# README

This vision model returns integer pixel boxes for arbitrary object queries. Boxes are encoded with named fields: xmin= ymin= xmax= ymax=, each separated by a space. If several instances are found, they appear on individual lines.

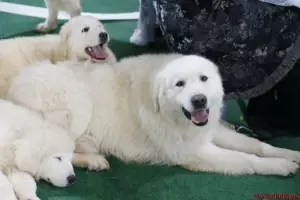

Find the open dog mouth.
xmin=182 ymin=107 xmax=209 ymax=126
xmin=85 ymin=44 xmax=108 ymax=60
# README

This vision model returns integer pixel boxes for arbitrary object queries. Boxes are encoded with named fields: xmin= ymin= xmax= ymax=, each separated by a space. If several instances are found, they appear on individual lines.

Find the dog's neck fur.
xmin=30 ymin=34 xmax=80 ymax=65
xmin=51 ymin=37 xmax=72 ymax=64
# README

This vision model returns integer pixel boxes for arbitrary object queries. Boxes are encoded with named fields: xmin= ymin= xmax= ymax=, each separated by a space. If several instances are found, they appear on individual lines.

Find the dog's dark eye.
xmin=200 ymin=75 xmax=208 ymax=82
xmin=82 ymin=27 xmax=90 ymax=32
xmin=175 ymin=80 xmax=185 ymax=87
xmin=46 ymin=178 xmax=51 ymax=182
xmin=55 ymin=157 xmax=62 ymax=161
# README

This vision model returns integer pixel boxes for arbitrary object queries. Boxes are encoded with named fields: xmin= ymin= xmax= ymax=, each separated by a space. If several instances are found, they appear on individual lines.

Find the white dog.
xmin=0 ymin=15 xmax=116 ymax=98
xmin=0 ymin=99 xmax=76 ymax=200
xmin=36 ymin=0 xmax=81 ymax=32
xmin=7 ymin=54 xmax=300 ymax=176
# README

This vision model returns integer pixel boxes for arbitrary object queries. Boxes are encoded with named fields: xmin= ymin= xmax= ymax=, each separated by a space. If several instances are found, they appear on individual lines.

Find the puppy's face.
xmin=60 ymin=15 xmax=111 ymax=62
xmin=14 ymin=127 xmax=76 ymax=188
xmin=39 ymin=152 xmax=75 ymax=187
xmin=154 ymin=55 xmax=224 ymax=126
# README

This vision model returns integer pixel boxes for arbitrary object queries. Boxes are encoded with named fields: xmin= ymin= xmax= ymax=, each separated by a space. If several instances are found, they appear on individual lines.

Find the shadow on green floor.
xmin=109 ymin=37 xmax=169 ymax=60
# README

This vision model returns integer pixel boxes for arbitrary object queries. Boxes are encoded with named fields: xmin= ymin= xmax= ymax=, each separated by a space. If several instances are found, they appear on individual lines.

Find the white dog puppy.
xmin=36 ymin=0 xmax=81 ymax=32
xmin=0 ymin=99 xmax=76 ymax=200
xmin=0 ymin=15 xmax=115 ymax=97
xmin=7 ymin=54 xmax=300 ymax=176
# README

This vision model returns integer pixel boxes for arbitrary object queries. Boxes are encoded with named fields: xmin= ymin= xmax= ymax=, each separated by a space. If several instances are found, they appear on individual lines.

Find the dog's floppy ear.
xmin=58 ymin=21 xmax=74 ymax=59
xmin=13 ymin=136 xmax=44 ymax=178
xmin=59 ymin=21 xmax=72 ymax=47
xmin=152 ymin=75 xmax=164 ymax=113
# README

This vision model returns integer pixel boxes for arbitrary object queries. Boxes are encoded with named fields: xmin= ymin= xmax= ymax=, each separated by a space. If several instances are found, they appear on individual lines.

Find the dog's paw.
xmin=35 ymin=22 xmax=57 ymax=32
xmin=264 ymin=144 xmax=300 ymax=164
xmin=276 ymin=159 xmax=299 ymax=176
xmin=87 ymin=155 xmax=110 ymax=171
xmin=284 ymin=151 xmax=300 ymax=164
xmin=75 ymin=154 xmax=110 ymax=171
xmin=18 ymin=195 xmax=40 ymax=200
xmin=14 ymin=189 xmax=40 ymax=200
xmin=257 ymin=158 xmax=299 ymax=176
xmin=22 ymin=197 xmax=40 ymax=200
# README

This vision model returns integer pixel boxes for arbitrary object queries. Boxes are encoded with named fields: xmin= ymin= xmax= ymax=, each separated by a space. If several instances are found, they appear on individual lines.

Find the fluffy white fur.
xmin=0 ymin=15 xmax=116 ymax=98
xmin=0 ymin=99 xmax=76 ymax=199
xmin=6 ymin=169 xmax=40 ymax=200
xmin=36 ymin=0 xmax=81 ymax=32
xmin=7 ymin=53 xmax=300 ymax=176
xmin=0 ymin=170 xmax=17 ymax=200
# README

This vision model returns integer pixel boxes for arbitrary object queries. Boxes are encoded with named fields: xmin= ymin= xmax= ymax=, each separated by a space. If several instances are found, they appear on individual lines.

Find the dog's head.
xmin=38 ymin=152 xmax=75 ymax=187
xmin=152 ymin=55 xmax=224 ymax=127
xmin=13 ymin=126 xmax=76 ymax=187
xmin=60 ymin=15 xmax=111 ymax=62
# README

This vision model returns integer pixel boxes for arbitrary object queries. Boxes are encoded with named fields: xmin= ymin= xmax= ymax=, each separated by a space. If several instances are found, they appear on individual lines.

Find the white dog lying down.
xmin=7 ymin=54 xmax=300 ymax=176
xmin=0 ymin=15 xmax=116 ymax=98
xmin=36 ymin=0 xmax=81 ymax=32
xmin=0 ymin=99 xmax=76 ymax=200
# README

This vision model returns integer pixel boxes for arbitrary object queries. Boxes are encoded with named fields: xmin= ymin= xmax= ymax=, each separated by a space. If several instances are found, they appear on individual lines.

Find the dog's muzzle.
xmin=182 ymin=107 xmax=209 ymax=126
xmin=182 ymin=94 xmax=209 ymax=126
xmin=85 ymin=44 xmax=108 ymax=60
xmin=84 ymin=32 xmax=109 ymax=60
xmin=99 ymin=32 xmax=108 ymax=45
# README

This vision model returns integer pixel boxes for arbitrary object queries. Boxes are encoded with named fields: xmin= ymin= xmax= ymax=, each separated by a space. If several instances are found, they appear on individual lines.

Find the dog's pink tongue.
xmin=92 ymin=45 xmax=108 ymax=59
xmin=191 ymin=110 xmax=208 ymax=123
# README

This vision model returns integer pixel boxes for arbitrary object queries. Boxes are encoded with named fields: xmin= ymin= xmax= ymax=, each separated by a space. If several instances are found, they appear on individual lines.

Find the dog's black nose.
xmin=67 ymin=175 xmax=76 ymax=185
xmin=191 ymin=94 xmax=207 ymax=109
xmin=99 ymin=32 xmax=108 ymax=44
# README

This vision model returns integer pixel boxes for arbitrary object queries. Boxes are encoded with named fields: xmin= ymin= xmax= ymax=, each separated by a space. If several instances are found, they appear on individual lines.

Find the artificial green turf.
xmin=1 ymin=1 xmax=300 ymax=199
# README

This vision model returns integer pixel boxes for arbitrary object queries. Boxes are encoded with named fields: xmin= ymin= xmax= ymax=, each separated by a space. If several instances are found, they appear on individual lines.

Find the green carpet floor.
xmin=1 ymin=0 xmax=300 ymax=199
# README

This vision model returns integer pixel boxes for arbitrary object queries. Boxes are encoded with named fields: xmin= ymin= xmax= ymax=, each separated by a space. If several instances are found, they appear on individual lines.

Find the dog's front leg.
xmin=0 ymin=170 xmax=17 ymax=200
xmin=64 ymin=0 xmax=82 ymax=17
xmin=73 ymin=153 xmax=110 ymax=171
xmin=183 ymin=143 xmax=299 ymax=176
xmin=213 ymin=123 xmax=300 ymax=163
xmin=35 ymin=0 xmax=58 ymax=32
xmin=72 ymin=135 xmax=110 ymax=171
xmin=7 ymin=168 xmax=40 ymax=200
